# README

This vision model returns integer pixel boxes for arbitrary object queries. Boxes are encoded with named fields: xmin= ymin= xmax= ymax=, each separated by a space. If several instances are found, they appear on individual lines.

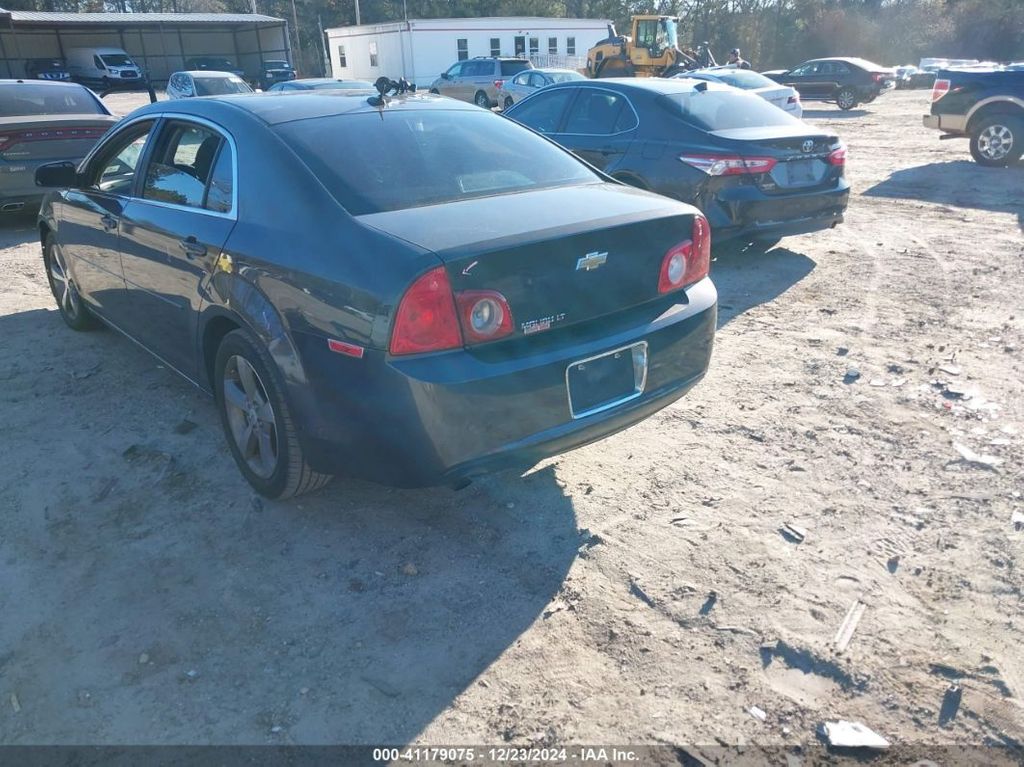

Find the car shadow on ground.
xmin=0 ymin=303 xmax=581 ymax=744
xmin=864 ymin=160 xmax=1024 ymax=230
xmin=710 ymin=243 xmax=816 ymax=328
xmin=800 ymin=108 xmax=869 ymax=119
xmin=0 ymin=211 xmax=39 ymax=248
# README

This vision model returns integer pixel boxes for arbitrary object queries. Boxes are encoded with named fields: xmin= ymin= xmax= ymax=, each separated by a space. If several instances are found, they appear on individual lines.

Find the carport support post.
xmin=0 ymin=32 xmax=12 ymax=78
xmin=176 ymin=27 xmax=187 ymax=70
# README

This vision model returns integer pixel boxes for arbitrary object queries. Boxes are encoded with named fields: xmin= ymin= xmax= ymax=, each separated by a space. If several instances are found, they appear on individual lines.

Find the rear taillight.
xmin=872 ymin=73 xmax=884 ymax=82
xmin=827 ymin=144 xmax=847 ymax=166
xmin=0 ymin=133 xmax=12 ymax=152
xmin=390 ymin=267 xmax=462 ymax=355
xmin=493 ymin=79 xmax=504 ymax=90
xmin=932 ymin=78 xmax=950 ymax=102
xmin=658 ymin=215 xmax=711 ymax=294
xmin=679 ymin=153 xmax=777 ymax=176
xmin=456 ymin=290 xmax=513 ymax=344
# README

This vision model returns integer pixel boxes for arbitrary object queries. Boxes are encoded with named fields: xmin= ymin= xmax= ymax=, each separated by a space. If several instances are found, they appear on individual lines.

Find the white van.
xmin=66 ymin=47 xmax=144 ymax=88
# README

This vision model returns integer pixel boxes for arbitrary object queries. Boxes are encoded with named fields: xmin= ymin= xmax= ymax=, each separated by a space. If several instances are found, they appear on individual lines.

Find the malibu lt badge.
xmin=576 ymin=251 xmax=608 ymax=272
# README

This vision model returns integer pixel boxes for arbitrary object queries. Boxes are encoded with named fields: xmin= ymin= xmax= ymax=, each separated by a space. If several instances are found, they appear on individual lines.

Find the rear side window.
xmin=508 ymin=89 xmax=574 ymax=133
xmin=204 ymin=142 xmax=234 ymax=213
xmin=274 ymin=109 xmax=598 ymax=215
xmin=658 ymin=90 xmax=802 ymax=131
xmin=563 ymin=89 xmax=636 ymax=134
xmin=0 ymin=84 xmax=106 ymax=117
xmin=142 ymin=122 xmax=225 ymax=210
xmin=501 ymin=60 xmax=531 ymax=76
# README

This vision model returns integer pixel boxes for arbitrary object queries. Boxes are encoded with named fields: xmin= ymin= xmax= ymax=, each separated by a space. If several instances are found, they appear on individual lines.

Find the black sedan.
xmin=505 ymin=78 xmax=849 ymax=249
xmin=35 ymin=91 xmax=717 ymax=498
xmin=763 ymin=57 xmax=895 ymax=110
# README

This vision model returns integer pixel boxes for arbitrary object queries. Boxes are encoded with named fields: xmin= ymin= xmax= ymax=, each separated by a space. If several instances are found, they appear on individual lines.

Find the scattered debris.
xmin=173 ymin=419 xmax=198 ymax=435
xmin=10 ymin=692 xmax=20 ymax=713
xmin=138 ymin=653 xmax=149 ymax=665
xmin=401 ymin=563 xmax=419 ymax=577
xmin=699 ymin=592 xmax=718 ymax=616
xmin=843 ymin=367 xmax=861 ymax=384
xmin=780 ymin=523 xmax=807 ymax=544
xmin=869 ymin=378 xmax=887 ymax=387
xmin=939 ymin=364 xmax=962 ymax=376
xmin=1012 ymin=511 xmax=1024 ymax=531
xmin=185 ymin=669 xmax=199 ymax=681
xmin=71 ymin=363 xmax=101 ymax=380
xmin=887 ymin=555 xmax=901 ymax=574
xmin=300 ymin=687 xmax=310 ymax=695
xmin=748 ymin=705 xmax=767 ymax=722
xmin=822 ymin=720 xmax=890 ymax=750
xmin=952 ymin=442 xmax=1003 ymax=469
xmin=891 ymin=378 xmax=907 ymax=387
xmin=628 ymin=578 xmax=657 ymax=608
xmin=834 ymin=599 xmax=867 ymax=654
xmin=837 ymin=346 xmax=849 ymax=356
xmin=939 ymin=684 xmax=963 ymax=727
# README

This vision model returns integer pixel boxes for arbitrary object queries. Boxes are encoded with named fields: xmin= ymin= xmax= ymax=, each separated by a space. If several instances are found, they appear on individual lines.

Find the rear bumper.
xmin=923 ymin=113 xmax=967 ymax=133
xmin=290 ymin=279 xmax=717 ymax=487
xmin=706 ymin=178 xmax=850 ymax=242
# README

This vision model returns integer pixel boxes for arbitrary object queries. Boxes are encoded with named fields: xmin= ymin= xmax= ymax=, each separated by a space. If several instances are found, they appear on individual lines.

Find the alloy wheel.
xmin=49 ymin=244 xmax=79 ymax=319
xmin=222 ymin=355 xmax=279 ymax=479
xmin=978 ymin=124 xmax=1013 ymax=161
xmin=837 ymin=90 xmax=856 ymax=110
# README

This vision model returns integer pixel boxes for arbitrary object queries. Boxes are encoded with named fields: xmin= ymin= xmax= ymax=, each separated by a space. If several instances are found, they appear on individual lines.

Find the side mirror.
xmin=441 ymin=72 xmax=450 ymax=80
xmin=36 ymin=161 xmax=79 ymax=188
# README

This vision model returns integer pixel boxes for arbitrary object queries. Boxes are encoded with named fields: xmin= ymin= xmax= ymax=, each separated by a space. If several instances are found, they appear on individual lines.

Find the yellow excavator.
xmin=585 ymin=16 xmax=706 ymax=79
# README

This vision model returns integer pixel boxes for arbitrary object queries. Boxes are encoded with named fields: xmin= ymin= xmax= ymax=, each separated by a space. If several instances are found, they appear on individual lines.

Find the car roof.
xmin=288 ymin=78 xmax=370 ymax=86
xmin=532 ymin=68 xmax=581 ymax=75
xmin=0 ymin=78 xmax=87 ymax=89
xmin=546 ymin=77 xmax=733 ymax=95
xmin=173 ymin=70 xmax=240 ymax=78
xmin=132 ymin=90 xmax=478 ymax=125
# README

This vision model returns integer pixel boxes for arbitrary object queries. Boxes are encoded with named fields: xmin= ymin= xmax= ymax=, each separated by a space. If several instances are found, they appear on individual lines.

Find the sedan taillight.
xmin=827 ymin=144 xmax=847 ymax=166
xmin=390 ymin=267 xmax=462 ymax=355
xmin=493 ymin=79 xmax=504 ymax=90
xmin=932 ymin=78 xmax=951 ymax=102
xmin=658 ymin=215 xmax=711 ymax=294
xmin=679 ymin=153 xmax=777 ymax=176
xmin=456 ymin=290 xmax=514 ymax=344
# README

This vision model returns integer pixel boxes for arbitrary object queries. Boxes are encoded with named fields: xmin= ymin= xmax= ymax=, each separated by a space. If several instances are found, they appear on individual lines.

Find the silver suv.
xmin=429 ymin=57 xmax=533 ymax=108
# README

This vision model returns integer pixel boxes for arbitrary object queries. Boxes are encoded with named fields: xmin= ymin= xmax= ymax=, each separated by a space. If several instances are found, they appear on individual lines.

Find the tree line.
xmin=5 ymin=0 xmax=1022 ymax=75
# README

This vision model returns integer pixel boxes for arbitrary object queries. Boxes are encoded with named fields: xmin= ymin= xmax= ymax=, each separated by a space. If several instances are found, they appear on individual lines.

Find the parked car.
xmin=763 ymin=57 xmax=894 ymax=110
xmin=0 ymin=80 xmax=117 ymax=215
xmin=894 ymin=65 xmax=918 ymax=89
xmin=498 ymin=68 xmax=585 ymax=109
xmin=166 ymin=71 xmax=253 ymax=99
xmin=33 ymin=91 xmax=717 ymax=498
xmin=25 ymin=58 xmax=71 ymax=82
xmin=908 ymin=65 xmax=939 ymax=89
xmin=676 ymin=66 xmax=802 ymax=117
xmin=430 ymin=57 xmax=533 ymax=108
xmin=258 ymin=60 xmax=296 ymax=90
xmin=184 ymin=56 xmax=245 ymax=80
xmin=925 ymin=67 xmax=1024 ymax=165
xmin=66 ymin=46 xmax=144 ymax=90
xmin=505 ymin=78 xmax=848 ymax=248
xmin=267 ymin=78 xmax=374 ymax=92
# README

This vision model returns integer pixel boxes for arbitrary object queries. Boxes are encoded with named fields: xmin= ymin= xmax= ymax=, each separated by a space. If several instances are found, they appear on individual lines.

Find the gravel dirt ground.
xmin=0 ymin=90 xmax=1021 ymax=756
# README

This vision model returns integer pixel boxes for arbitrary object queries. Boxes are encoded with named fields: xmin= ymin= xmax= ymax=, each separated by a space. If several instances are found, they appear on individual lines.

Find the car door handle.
xmin=178 ymin=236 xmax=207 ymax=259
xmin=100 ymin=214 xmax=118 ymax=231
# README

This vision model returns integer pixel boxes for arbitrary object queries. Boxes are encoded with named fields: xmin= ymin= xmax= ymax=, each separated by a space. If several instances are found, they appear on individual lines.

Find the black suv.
xmin=925 ymin=67 xmax=1024 ymax=166
xmin=764 ymin=57 xmax=895 ymax=110
xmin=258 ymin=60 xmax=296 ymax=90
xmin=25 ymin=58 xmax=71 ymax=81
xmin=429 ymin=57 xmax=533 ymax=108
xmin=185 ymin=56 xmax=246 ymax=80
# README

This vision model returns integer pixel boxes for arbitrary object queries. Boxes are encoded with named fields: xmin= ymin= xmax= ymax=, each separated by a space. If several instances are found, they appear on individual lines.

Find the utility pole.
xmin=290 ymin=0 xmax=302 ymax=71
xmin=354 ymin=0 xmax=361 ymax=26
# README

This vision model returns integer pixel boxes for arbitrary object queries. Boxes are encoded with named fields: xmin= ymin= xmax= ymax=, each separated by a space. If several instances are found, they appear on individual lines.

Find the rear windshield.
xmin=0 ymin=84 xmax=105 ymax=117
xmin=274 ymin=109 xmax=598 ymax=215
xmin=196 ymin=58 xmax=233 ymax=68
xmin=194 ymin=76 xmax=252 ymax=96
xmin=265 ymin=61 xmax=289 ymax=68
xmin=101 ymin=54 xmax=133 ymax=67
xmin=658 ymin=90 xmax=800 ymax=131
xmin=705 ymin=69 xmax=775 ymax=89
xmin=500 ymin=60 xmax=532 ymax=76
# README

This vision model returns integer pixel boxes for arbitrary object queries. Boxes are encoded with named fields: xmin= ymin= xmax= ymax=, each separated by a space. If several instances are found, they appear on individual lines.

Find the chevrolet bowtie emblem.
xmin=576 ymin=251 xmax=608 ymax=271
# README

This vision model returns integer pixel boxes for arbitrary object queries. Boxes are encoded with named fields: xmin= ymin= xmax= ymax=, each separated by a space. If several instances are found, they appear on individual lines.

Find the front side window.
xmin=93 ymin=122 xmax=154 ymax=195
xmin=548 ymin=37 xmax=558 ymax=55
xmin=275 ymin=109 xmax=597 ymax=215
xmin=490 ymin=38 xmax=501 ymax=57
xmin=790 ymin=62 xmax=818 ymax=77
xmin=563 ymin=89 xmax=635 ymax=135
xmin=508 ymin=88 xmax=574 ymax=134
xmin=457 ymin=39 xmax=468 ymax=61
xmin=337 ymin=45 xmax=347 ymax=68
xmin=445 ymin=62 xmax=463 ymax=78
xmin=142 ymin=122 xmax=224 ymax=210
xmin=93 ymin=55 xmax=104 ymax=70
xmin=369 ymin=42 xmax=379 ymax=68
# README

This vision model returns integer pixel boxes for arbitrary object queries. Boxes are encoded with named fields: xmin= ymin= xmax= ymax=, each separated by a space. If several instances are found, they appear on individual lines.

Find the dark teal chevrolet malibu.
xmin=34 ymin=90 xmax=717 ymax=498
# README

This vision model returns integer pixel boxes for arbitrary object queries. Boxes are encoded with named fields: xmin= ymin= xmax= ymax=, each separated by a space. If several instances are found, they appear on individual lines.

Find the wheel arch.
xmin=967 ymin=98 xmax=1024 ymax=133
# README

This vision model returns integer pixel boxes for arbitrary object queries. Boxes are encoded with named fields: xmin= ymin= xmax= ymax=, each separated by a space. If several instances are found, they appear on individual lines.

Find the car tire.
xmin=969 ymin=115 xmax=1024 ymax=167
xmin=474 ymin=90 xmax=491 ymax=109
xmin=43 ymin=233 xmax=100 ymax=331
xmin=429 ymin=88 xmax=440 ymax=94
xmin=836 ymin=88 xmax=858 ymax=111
xmin=214 ymin=328 xmax=333 ymax=500
xmin=503 ymin=96 xmax=514 ymax=109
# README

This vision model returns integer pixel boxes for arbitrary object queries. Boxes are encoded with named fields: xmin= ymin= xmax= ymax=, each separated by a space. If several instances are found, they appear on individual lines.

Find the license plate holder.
xmin=785 ymin=159 xmax=818 ymax=185
xmin=566 ymin=342 xmax=648 ymax=419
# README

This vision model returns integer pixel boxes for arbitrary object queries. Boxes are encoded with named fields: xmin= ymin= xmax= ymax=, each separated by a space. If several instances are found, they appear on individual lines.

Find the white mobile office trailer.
xmin=325 ymin=17 xmax=611 ymax=85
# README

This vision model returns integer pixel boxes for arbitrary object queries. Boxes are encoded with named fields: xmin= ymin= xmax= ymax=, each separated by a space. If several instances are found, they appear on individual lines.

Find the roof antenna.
xmin=368 ymin=76 xmax=417 ymax=108
xmin=694 ymin=80 xmax=708 ymax=92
